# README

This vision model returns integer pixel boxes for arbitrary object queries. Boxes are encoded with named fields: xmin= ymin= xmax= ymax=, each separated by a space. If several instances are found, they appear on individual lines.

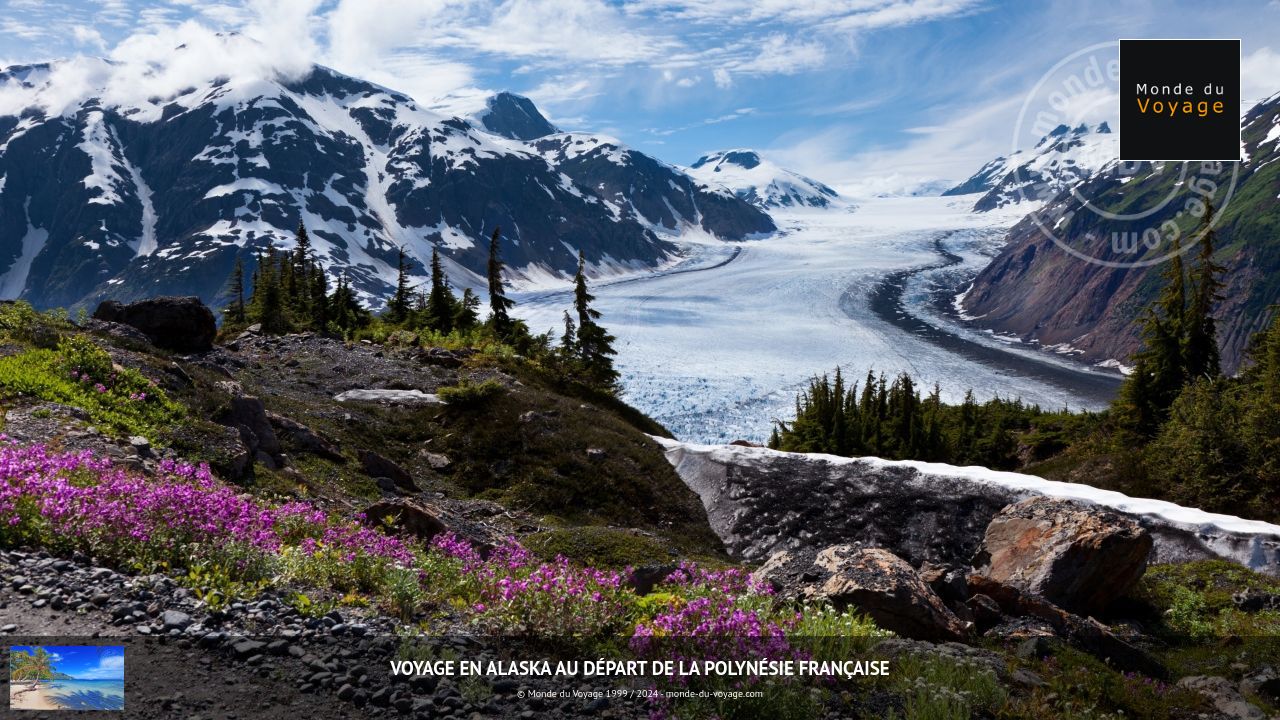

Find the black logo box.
xmin=1119 ymin=39 xmax=1241 ymax=162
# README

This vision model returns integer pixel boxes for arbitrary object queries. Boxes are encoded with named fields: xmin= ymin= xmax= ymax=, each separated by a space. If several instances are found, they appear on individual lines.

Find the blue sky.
xmin=11 ymin=646 xmax=125 ymax=680
xmin=2 ymin=0 xmax=1279 ymax=194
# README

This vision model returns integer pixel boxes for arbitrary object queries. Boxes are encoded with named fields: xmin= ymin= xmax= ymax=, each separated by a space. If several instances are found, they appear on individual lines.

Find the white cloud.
xmin=729 ymin=34 xmax=826 ymax=75
xmin=71 ymin=25 xmax=107 ymax=52
xmin=1242 ymin=46 xmax=1280 ymax=105
xmin=76 ymin=653 xmax=124 ymax=681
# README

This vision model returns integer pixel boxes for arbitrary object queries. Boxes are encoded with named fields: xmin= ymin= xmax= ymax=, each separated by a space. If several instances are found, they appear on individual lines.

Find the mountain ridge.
xmin=0 ymin=59 xmax=774 ymax=312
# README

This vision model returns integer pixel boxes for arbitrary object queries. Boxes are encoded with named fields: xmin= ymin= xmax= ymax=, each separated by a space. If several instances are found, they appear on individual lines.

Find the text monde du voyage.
xmin=1134 ymin=82 xmax=1228 ymax=118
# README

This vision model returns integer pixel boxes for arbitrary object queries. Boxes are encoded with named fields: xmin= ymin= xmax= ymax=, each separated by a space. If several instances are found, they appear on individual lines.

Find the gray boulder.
xmin=755 ymin=545 xmax=969 ymax=642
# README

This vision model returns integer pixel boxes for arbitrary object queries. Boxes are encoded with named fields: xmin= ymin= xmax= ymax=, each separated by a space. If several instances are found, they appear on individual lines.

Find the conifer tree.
xmin=387 ymin=246 xmax=413 ymax=324
xmin=424 ymin=248 xmax=457 ymax=333
xmin=1122 ymin=237 xmax=1189 ymax=432
xmin=227 ymin=256 xmax=247 ymax=323
xmin=559 ymin=310 xmax=578 ymax=361
xmin=486 ymin=227 xmax=514 ymax=336
xmin=1185 ymin=202 xmax=1226 ymax=381
xmin=255 ymin=246 xmax=290 ymax=334
xmin=310 ymin=263 xmax=329 ymax=332
xmin=572 ymin=251 xmax=618 ymax=391
xmin=453 ymin=288 xmax=480 ymax=332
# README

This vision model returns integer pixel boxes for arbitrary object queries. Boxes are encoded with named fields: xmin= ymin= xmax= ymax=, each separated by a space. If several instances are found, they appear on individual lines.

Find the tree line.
xmin=223 ymin=221 xmax=618 ymax=393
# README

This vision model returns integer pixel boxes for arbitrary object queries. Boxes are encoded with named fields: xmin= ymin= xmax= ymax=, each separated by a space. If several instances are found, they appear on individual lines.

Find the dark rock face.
xmin=974 ymin=497 xmax=1152 ymax=615
xmin=92 ymin=296 xmax=216 ymax=353
xmin=358 ymin=449 xmax=417 ymax=493
xmin=659 ymin=440 xmax=1280 ymax=575
xmin=477 ymin=92 xmax=558 ymax=141
xmin=755 ymin=545 xmax=969 ymax=641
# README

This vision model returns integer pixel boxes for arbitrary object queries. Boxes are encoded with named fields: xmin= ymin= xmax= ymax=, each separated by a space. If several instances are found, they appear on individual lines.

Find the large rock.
xmin=756 ymin=545 xmax=969 ymax=642
xmin=225 ymin=395 xmax=280 ymax=456
xmin=362 ymin=499 xmax=447 ymax=542
xmin=1177 ymin=676 xmax=1268 ymax=720
xmin=269 ymin=412 xmax=343 ymax=462
xmin=967 ymin=574 xmax=1166 ymax=679
xmin=358 ymin=449 xmax=418 ymax=493
xmin=92 ymin=296 xmax=216 ymax=353
xmin=974 ymin=497 xmax=1152 ymax=615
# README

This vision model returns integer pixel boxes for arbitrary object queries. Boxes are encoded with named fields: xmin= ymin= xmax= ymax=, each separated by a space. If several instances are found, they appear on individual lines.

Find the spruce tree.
xmin=424 ymin=248 xmax=458 ymax=333
xmin=453 ymin=288 xmax=480 ymax=332
xmin=1185 ymin=202 xmax=1226 ymax=381
xmin=226 ymin=256 xmax=247 ymax=323
xmin=310 ymin=263 xmax=329 ymax=333
xmin=486 ymin=227 xmax=514 ymax=336
xmin=559 ymin=310 xmax=578 ymax=357
xmin=255 ymin=246 xmax=290 ymax=334
xmin=1122 ymin=237 xmax=1189 ymax=431
xmin=387 ymin=246 xmax=413 ymax=324
xmin=572 ymin=251 xmax=619 ymax=390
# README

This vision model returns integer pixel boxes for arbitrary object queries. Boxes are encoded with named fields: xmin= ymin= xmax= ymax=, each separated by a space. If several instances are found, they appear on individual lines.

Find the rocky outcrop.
xmin=92 ymin=297 xmax=216 ymax=353
xmin=1177 ymin=676 xmax=1270 ymax=720
xmin=974 ymin=497 xmax=1152 ymax=615
xmin=334 ymin=389 xmax=442 ymax=405
xmin=967 ymin=574 xmax=1166 ymax=678
xmin=358 ymin=450 xmax=418 ymax=494
xmin=361 ymin=500 xmax=447 ymax=543
xmin=658 ymin=439 xmax=1280 ymax=576
xmin=755 ymin=545 xmax=969 ymax=642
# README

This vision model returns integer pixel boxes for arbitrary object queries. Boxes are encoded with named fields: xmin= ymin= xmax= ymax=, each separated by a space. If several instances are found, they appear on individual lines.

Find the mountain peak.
xmin=687 ymin=149 xmax=841 ymax=210
xmin=692 ymin=149 xmax=761 ymax=170
xmin=478 ymin=92 xmax=558 ymax=141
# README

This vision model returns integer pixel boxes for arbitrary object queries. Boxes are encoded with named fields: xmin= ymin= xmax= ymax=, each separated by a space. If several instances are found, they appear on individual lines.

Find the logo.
xmin=1014 ymin=41 xmax=1240 ymax=269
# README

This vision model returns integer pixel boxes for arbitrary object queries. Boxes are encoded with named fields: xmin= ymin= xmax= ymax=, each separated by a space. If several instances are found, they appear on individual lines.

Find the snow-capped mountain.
xmin=474 ymin=92 xmax=560 ymax=142
xmin=943 ymin=122 xmax=1116 ymax=211
xmin=687 ymin=150 xmax=842 ymax=209
xmin=0 ymin=60 xmax=773 ymax=311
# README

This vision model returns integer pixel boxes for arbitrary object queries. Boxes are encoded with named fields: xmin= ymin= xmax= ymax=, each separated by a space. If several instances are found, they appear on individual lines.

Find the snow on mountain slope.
xmin=0 ymin=58 xmax=772 ymax=311
xmin=687 ymin=150 xmax=843 ymax=209
xmin=534 ymin=136 xmax=777 ymax=241
xmin=944 ymin=122 xmax=1117 ymax=211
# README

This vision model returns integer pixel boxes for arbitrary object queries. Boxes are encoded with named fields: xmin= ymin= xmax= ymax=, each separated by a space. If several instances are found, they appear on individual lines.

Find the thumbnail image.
xmin=8 ymin=646 xmax=124 ymax=711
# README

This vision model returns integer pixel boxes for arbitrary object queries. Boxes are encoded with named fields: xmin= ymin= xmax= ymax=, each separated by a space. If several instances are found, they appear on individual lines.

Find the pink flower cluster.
xmin=0 ymin=442 xmax=413 ymax=567
xmin=430 ymin=532 xmax=630 ymax=636
xmin=661 ymin=561 xmax=774 ymax=596
xmin=630 ymin=593 xmax=797 ymax=663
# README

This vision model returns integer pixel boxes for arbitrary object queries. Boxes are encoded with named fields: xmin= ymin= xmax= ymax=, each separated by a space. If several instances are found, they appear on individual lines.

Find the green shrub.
xmin=0 ymin=301 xmax=68 ymax=347
xmin=437 ymin=378 xmax=505 ymax=407
xmin=889 ymin=653 xmax=1005 ymax=720
xmin=0 ymin=337 xmax=184 ymax=440
xmin=524 ymin=527 xmax=670 ymax=567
